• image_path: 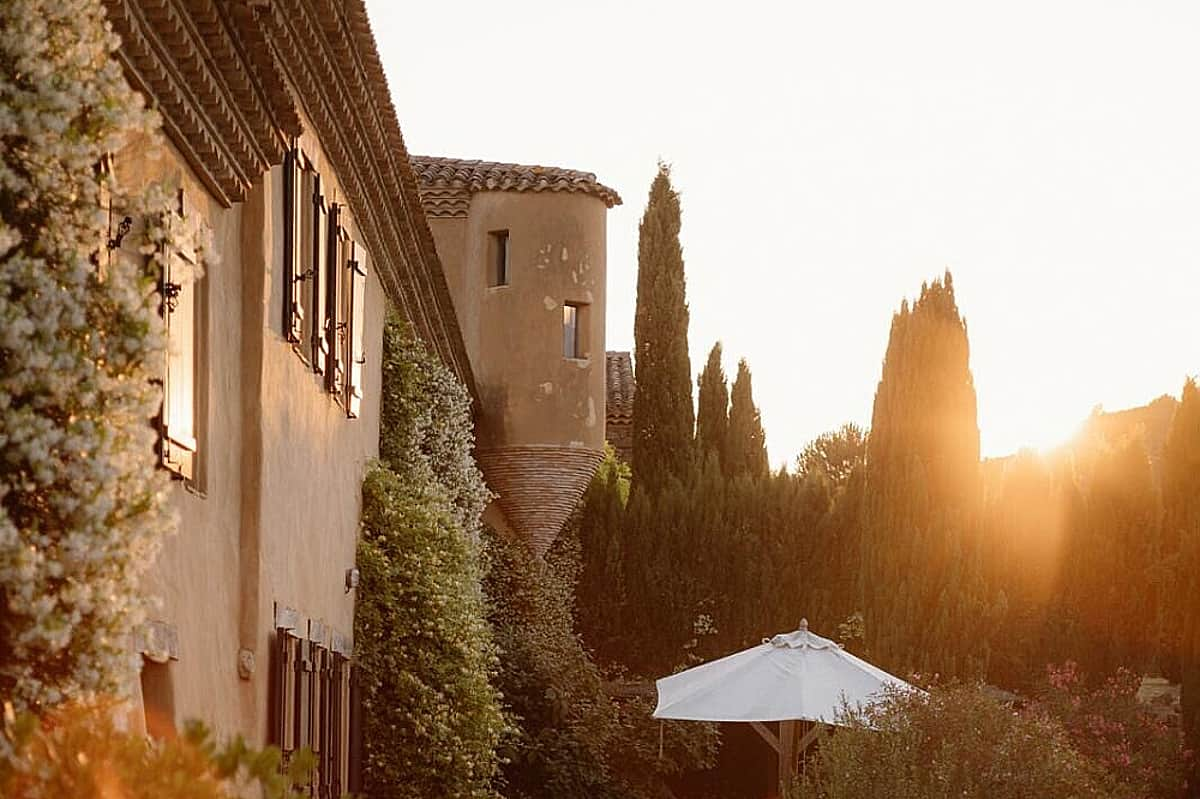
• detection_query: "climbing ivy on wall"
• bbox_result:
[354,314,507,798]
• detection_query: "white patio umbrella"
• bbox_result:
[653,619,917,795]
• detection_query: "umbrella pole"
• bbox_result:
[778,720,797,797]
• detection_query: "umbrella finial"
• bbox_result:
[798,618,808,632]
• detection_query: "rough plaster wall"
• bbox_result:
[251,118,384,745]
[114,133,246,742]
[461,191,607,451]
[426,217,473,355]
[116,115,386,747]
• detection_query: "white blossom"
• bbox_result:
[0,0,186,710]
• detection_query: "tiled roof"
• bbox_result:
[410,156,622,218]
[108,0,476,395]
[606,351,634,421]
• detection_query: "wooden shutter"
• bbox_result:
[319,646,336,798]
[282,147,305,344]
[331,655,347,797]
[160,196,197,480]
[324,205,343,394]
[309,644,325,794]
[272,630,296,756]
[296,639,311,753]
[345,245,367,418]
[312,177,327,374]
[347,664,362,796]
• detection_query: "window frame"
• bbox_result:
[562,301,587,360]
[487,229,510,288]
[157,189,205,488]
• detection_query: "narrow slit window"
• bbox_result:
[563,303,580,359]
[488,230,509,287]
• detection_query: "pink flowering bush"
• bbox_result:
[1032,662,1189,799]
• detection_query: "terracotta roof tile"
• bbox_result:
[410,156,622,217]
[606,351,634,421]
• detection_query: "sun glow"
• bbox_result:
[979,404,1089,459]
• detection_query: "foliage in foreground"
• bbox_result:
[0,702,313,798]
[798,684,1111,799]
[354,315,506,798]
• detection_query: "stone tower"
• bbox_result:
[410,157,621,554]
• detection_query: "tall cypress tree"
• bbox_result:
[860,272,986,675]
[866,272,980,513]
[695,342,729,467]
[725,358,769,479]
[631,162,694,494]
[1163,378,1200,797]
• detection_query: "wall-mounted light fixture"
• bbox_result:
[344,566,360,594]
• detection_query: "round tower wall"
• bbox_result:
[463,191,607,452]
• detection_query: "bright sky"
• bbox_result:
[367,0,1199,466]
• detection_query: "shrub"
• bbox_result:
[1034,662,1189,799]
[0,0,176,708]
[354,315,506,798]
[799,683,1110,799]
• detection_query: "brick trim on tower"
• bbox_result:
[476,445,605,556]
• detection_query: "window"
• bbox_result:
[563,302,585,359]
[488,229,509,287]
[159,190,202,483]
[140,660,176,740]
[273,624,358,797]
[280,149,367,415]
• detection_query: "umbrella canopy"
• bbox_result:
[653,619,915,724]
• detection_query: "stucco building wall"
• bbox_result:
[115,133,250,739]
[113,112,386,743]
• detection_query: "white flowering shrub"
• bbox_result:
[355,314,506,797]
[0,0,176,709]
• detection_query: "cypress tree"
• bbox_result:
[631,162,694,494]
[860,272,985,675]
[1060,436,1158,675]
[725,358,769,479]
[576,448,631,663]
[1163,378,1200,797]
[866,272,980,513]
[695,342,729,466]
